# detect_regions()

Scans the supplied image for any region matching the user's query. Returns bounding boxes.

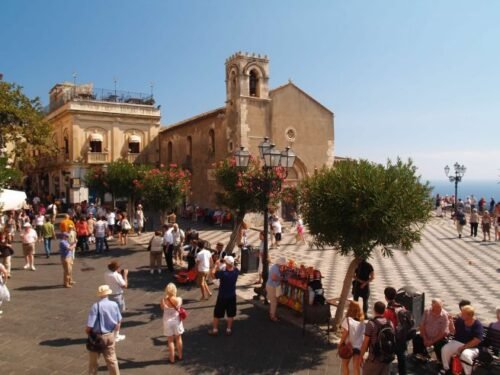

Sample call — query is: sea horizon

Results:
[428,179,500,201]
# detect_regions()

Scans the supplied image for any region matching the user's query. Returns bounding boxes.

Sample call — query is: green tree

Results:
[0,157,21,190]
[0,80,54,170]
[299,158,432,328]
[215,157,285,252]
[134,164,190,222]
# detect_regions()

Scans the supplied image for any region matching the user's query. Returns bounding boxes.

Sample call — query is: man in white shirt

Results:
[162,224,174,272]
[106,210,116,239]
[271,215,282,248]
[21,223,38,270]
[196,242,213,300]
[94,217,107,253]
[104,261,128,342]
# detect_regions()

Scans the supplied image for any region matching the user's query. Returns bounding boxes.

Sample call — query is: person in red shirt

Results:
[383,287,406,375]
[75,217,90,253]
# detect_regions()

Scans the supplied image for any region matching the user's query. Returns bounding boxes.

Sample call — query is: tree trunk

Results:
[332,256,362,331]
[224,211,245,254]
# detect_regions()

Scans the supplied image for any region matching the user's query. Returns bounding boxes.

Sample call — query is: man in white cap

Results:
[208,255,239,336]
[20,222,38,270]
[86,284,122,375]
[266,256,286,322]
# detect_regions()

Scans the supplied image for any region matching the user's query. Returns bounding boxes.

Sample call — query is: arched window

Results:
[89,133,103,153]
[208,129,215,155]
[187,136,192,156]
[128,135,141,154]
[249,69,259,97]
[167,141,173,164]
[63,129,69,155]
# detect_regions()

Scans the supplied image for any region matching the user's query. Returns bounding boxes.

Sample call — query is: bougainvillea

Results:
[136,164,191,217]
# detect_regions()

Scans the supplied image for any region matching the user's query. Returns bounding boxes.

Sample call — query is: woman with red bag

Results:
[338,301,365,375]
[160,283,184,364]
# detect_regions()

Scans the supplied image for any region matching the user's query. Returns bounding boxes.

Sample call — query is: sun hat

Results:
[23,222,32,228]
[224,255,235,265]
[277,257,287,266]
[97,285,112,297]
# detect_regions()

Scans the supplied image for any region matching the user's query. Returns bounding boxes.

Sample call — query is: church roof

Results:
[160,107,225,133]
[270,81,333,115]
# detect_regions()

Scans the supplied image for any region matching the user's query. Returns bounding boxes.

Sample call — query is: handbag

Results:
[451,354,463,375]
[168,297,188,321]
[86,303,107,352]
[338,318,354,359]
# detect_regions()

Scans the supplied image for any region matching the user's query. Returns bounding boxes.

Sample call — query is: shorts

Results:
[109,293,126,312]
[214,296,237,318]
[22,243,35,256]
[275,233,282,241]
[196,271,208,286]
[121,229,130,235]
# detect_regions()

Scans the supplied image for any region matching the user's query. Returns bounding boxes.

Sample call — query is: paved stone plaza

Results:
[0,217,499,374]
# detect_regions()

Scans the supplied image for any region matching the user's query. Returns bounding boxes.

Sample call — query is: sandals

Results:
[225,329,232,336]
[208,329,219,336]
[270,316,279,322]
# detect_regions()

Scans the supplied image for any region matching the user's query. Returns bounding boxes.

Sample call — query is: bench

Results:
[470,325,500,373]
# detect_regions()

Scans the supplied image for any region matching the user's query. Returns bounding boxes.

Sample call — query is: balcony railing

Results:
[48,87,155,113]
[87,152,109,164]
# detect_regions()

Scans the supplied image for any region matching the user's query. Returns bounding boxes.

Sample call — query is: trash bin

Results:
[395,286,425,327]
[240,246,259,273]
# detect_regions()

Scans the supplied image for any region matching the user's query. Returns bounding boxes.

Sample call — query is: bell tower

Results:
[224,52,271,151]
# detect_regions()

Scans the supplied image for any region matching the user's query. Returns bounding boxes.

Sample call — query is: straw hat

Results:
[97,285,112,297]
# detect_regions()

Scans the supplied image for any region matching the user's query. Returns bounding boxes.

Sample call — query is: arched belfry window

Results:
[249,69,259,97]
[208,129,215,155]
[167,141,173,163]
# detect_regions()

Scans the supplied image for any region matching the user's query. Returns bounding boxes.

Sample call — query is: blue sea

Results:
[429,180,500,201]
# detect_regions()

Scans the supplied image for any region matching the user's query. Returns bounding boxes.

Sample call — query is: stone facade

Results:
[159,52,335,208]
[34,82,160,203]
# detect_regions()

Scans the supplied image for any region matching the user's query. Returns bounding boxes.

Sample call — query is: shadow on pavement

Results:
[39,337,87,347]
[16,284,63,291]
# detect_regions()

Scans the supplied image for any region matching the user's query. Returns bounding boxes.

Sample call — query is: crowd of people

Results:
[334,257,500,375]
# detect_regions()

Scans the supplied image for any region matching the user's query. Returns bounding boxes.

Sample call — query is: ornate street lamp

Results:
[235,137,296,300]
[444,162,466,213]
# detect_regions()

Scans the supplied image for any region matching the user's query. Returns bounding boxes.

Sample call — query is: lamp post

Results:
[444,162,466,213]
[234,138,296,296]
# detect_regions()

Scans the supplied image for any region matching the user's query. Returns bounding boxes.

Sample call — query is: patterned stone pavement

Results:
[132,215,500,325]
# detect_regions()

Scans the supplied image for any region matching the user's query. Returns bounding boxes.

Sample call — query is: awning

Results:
[129,135,141,143]
[0,189,27,211]
[90,133,103,142]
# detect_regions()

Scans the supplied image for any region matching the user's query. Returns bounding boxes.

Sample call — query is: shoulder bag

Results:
[338,318,354,359]
[86,303,107,352]
[168,297,188,321]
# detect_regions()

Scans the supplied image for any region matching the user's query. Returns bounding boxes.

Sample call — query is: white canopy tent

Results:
[0,189,27,211]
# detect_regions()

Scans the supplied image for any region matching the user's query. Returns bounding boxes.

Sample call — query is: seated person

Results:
[490,307,500,331]
[412,298,449,363]
[440,305,483,375]
[308,270,325,305]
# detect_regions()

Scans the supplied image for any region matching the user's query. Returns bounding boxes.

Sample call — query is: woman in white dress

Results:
[0,263,10,314]
[338,300,365,375]
[160,283,184,364]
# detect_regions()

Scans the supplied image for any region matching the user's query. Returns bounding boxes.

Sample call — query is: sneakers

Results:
[115,334,126,342]
[30,266,36,271]
[23,264,30,269]
[150,269,154,275]
[158,269,161,274]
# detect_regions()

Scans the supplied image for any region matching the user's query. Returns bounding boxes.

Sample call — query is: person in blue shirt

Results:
[266,257,286,322]
[86,284,122,375]
[208,256,239,336]
[59,232,76,288]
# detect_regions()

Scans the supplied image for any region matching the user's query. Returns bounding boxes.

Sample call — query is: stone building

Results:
[159,52,335,209]
[33,82,160,203]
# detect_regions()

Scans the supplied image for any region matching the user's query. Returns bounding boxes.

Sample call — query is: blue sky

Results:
[1,0,499,181]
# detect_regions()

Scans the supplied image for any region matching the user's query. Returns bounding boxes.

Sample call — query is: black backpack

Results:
[389,304,416,344]
[372,318,396,363]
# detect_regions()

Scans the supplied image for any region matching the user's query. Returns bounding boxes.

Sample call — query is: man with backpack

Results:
[360,301,396,375]
[383,287,415,375]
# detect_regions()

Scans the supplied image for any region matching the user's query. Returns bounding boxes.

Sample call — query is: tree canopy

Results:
[0,80,54,169]
[299,158,432,327]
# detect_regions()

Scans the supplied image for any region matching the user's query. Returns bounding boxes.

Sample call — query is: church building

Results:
[158,52,335,208]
